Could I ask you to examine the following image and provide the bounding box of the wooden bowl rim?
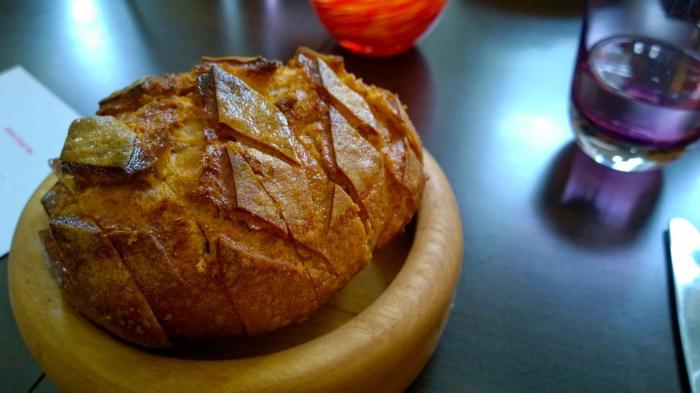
[9,151,463,393]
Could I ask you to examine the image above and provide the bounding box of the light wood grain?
[8,152,462,393]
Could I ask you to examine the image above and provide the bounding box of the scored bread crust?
[39,47,425,348]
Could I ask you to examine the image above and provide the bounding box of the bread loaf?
[39,48,425,348]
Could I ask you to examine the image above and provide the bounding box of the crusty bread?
[40,48,425,348]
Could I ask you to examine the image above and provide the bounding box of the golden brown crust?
[97,73,196,116]
[41,182,78,217]
[40,48,425,347]
[227,146,289,236]
[217,236,317,334]
[109,231,244,340]
[324,185,371,279]
[329,105,388,246]
[42,219,170,347]
[209,65,300,164]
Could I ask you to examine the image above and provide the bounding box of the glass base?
[570,105,684,172]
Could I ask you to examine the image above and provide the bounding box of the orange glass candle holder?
[311,0,447,57]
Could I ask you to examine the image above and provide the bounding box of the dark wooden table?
[1,0,696,392]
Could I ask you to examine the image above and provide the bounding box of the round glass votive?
[311,0,447,57]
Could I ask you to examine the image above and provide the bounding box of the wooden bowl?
[8,152,462,393]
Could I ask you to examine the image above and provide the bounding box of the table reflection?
[69,0,156,94]
[541,142,662,247]
[473,0,581,17]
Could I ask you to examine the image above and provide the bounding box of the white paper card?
[0,66,79,256]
